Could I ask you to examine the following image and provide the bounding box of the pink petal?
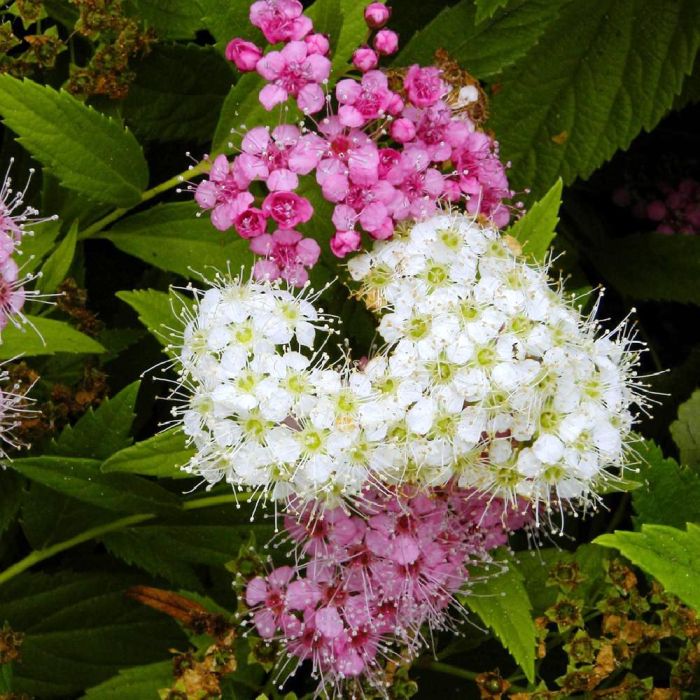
[253,608,278,639]
[272,124,301,146]
[306,53,331,82]
[249,233,274,256]
[267,168,299,191]
[335,79,362,104]
[295,236,321,265]
[241,126,271,155]
[321,173,349,202]
[338,105,365,128]
[237,153,269,181]
[256,51,285,80]
[286,580,322,610]
[297,83,325,114]
[268,565,295,588]
[245,576,269,606]
[253,258,281,282]
[259,83,288,111]
[315,606,344,639]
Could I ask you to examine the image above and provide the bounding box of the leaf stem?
[77,159,210,241]
[0,490,256,586]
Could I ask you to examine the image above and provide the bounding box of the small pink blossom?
[373,28,399,56]
[0,258,25,331]
[261,190,314,228]
[195,155,254,232]
[352,46,379,73]
[257,40,331,114]
[251,228,320,286]
[249,0,312,43]
[336,71,398,127]
[404,64,446,108]
[390,117,416,143]
[225,38,263,72]
[234,207,267,239]
[364,2,390,29]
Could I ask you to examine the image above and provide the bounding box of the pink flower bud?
[646,200,667,222]
[225,38,263,72]
[305,32,330,55]
[390,117,416,143]
[352,47,379,72]
[330,230,362,258]
[364,2,391,29]
[373,28,399,56]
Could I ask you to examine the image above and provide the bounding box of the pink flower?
[238,125,321,191]
[0,258,25,331]
[234,207,267,239]
[251,228,320,286]
[249,0,312,43]
[404,64,446,108]
[195,154,254,231]
[330,229,362,257]
[335,71,398,127]
[245,566,301,639]
[304,32,330,55]
[373,28,399,56]
[256,40,331,114]
[364,2,391,29]
[225,38,263,72]
[261,190,314,228]
[352,46,379,73]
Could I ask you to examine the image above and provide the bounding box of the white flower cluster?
[176,214,645,509]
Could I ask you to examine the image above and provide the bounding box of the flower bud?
[305,32,330,55]
[373,28,399,56]
[225,38,263,72]
[364,2,391,29]
[352,46,379,72]
[390,117,416,143]
[330,230,362,258]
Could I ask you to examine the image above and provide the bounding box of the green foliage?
[9,456,180,515]
[0,76,148,206]
[83,661,174,700]
[398,0,564,79]
[595,523,700,612]
[475,0,510,23]
[101,202,251,278]
[463,551,536,683]
[125,0,204,40]
[670,389,700,469]
[38,221,77,293]
[0,471,22,536]
[489,0,700,197]
[0,571,185,696]
[101,427,194,479]
[631,439,700,528]
[0,317,105,358]
[507,178,562,261]
[123,45,234,143]
[117,288,185,348]
[49,381,140,460]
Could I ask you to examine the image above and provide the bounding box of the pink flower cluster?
[199,0,513,285]
[614,178,700,235]
[245,483,530,691]
[0,164,46,331]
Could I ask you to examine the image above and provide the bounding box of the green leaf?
[670,389,700,469]
[318,0,370,78]
[631,439,700,528]
[0,75,148,206]
[0,470,21,536]
[102,506,273,587]
[507,178,562,261]
[101,202,251,278]
[463,551,536,683]
[0,317,105,358]
[0,571,185,697]
[475,0,509,23]
[595,523,700,612]
[83,661,173,700]
[489,0,700,198]
[9,456,180,515]
[17,219,61,274]
[38,220,77,293]
[117,288,188,349]
[397,0,564,79]
[588,233,700,305]
[200,0,257,51]
[125,0,204,39]
[101,427,194,479]
[51,381,140,460]
[20,483,114,550]
[124,45,233,143]
[306,0,343,58]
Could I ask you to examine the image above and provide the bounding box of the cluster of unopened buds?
[194,0,511,286]
[613,177,700,235]
[243,483,531,692]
